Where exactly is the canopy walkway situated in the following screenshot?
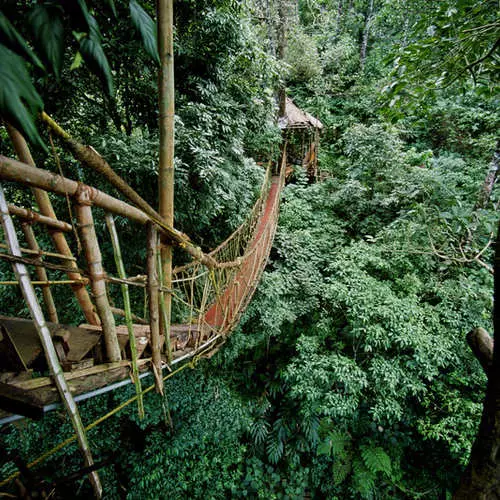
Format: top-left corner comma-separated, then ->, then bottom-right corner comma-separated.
0,120 -> 287,493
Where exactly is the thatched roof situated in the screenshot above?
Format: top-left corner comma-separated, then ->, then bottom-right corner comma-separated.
278,97 -> 323,130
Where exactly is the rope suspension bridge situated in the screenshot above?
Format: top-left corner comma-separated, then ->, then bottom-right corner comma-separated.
0,118 -> 287,495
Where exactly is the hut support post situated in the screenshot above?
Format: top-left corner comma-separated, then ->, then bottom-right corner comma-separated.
20,222 -> 58,323
158,0 -> 175,362
147,223 -> 164,394
6,125 -> 99,325
0,183 -> 102,498
75,187 -> 121,362
105,213 -> 144,419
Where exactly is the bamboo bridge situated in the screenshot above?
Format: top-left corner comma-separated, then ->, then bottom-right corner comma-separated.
0,119 -> 287,495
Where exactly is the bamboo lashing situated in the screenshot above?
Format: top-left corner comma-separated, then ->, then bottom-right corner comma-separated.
0,182 -> 102,498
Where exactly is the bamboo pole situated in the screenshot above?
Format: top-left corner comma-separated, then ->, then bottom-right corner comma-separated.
105,213 -> 144,419
146,223 -> 164,394
6,125 -> 99,325
0,183 -> 102,498
0,279 -> 86,286
0,242 -> 77,261
75,186 -> 121,362
158,0 -> 175,365
157,249 -> 172,364
0,153 -> 215,267
8,204 -> 72,232
20,223 -> 58,322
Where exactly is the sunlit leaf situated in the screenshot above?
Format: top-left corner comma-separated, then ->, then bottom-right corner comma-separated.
79,36 -> 114,95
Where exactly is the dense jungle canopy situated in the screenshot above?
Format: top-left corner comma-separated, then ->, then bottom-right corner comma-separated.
0,0 -> 499,497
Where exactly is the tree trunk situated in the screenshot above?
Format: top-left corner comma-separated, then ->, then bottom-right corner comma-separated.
360,0 -> 374,70
455,220 -> 500,498
476,140 -> 500,211
277,0 -> 288,117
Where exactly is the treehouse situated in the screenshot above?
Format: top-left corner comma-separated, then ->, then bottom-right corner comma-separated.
279,97 -> 323,181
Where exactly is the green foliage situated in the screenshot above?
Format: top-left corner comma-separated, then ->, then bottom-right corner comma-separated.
29,4 -> 64,79
129,0 -> 159,64
0,45 -> 45,148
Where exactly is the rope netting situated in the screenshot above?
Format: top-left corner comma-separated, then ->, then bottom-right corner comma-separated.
171,152 -> 286,344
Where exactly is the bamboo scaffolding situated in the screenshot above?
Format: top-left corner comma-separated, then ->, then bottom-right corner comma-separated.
6,126 -> 99,325
75,186 -> 121,362
8,204 -> 72,232
146,223 -> 164,394
105,213 -> 144,419
39,114 -> 216,268
0,183 -> 102,498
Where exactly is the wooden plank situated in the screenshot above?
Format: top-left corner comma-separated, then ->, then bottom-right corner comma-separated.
0,381 -> 44,419
0,316 -> 101,365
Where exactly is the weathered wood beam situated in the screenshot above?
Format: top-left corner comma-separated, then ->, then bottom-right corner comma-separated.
0,381 -> 44,419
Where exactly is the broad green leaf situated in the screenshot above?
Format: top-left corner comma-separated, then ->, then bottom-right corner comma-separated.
79,36 -> 114,95
361,446 -> 392,475
70,51 -> 83,70
129,0 -> 160,64
0,44 -> 45,149
0,11 -> 44,69
29,5 -> 64,78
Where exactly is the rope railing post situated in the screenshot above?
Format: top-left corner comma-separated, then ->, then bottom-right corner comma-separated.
0,182 -> 102,499
6,124 -> 99,325
75,186 -> 121,362
20,222 -> 59,323
105,213 -> 144,419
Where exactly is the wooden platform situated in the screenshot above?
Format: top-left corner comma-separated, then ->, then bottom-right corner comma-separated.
0,316 -> 214,420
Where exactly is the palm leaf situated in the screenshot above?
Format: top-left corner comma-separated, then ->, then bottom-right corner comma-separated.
29,5 -> 64,78
0,44 -> 45,149
0,11 -> 44,69
129,0 -> 160,64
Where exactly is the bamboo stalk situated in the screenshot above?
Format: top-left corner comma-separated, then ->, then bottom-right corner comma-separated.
105,213 -> 144,419
0,183 -> 102,498
6,125 -> 99,325
0,242 -> 77,261
0,279 -> 87,286
110,307 -> 147,325
8,204 -> 72,232
146,223 -> 164,394
157,249 -> 172,364
75,186 -> 121,362
158,0 -> 175,367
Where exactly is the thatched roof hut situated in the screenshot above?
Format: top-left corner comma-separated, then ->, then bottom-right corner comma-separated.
278,98 -> 323,130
